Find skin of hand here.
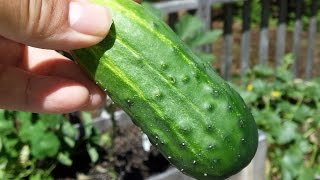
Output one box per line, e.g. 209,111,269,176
0,0,113,113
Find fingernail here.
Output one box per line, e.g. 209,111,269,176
69,1,112,37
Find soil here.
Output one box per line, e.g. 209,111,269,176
52,123,170,180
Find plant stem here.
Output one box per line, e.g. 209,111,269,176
105,98,118,149
309,144,318,167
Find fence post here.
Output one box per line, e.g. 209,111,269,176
197,0,212,53
275,0,288,66
241,0,252,77
222,3,234,80
167,13,179,30
259,0,270,65
292,0,303,77
305,0,318,79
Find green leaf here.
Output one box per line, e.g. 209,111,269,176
2,137,19,157
275,67,294,82
82,112,93,139
313,112,320,128
87,145,99,163
253,109,281,128
287,91,304,102
195,52,215,64
297,138,312,154
57,152,73,166
253,64,274,77
304,82,320,99
16,111,33,124
315,165,320,177
251,79,270,94
0,158,8,170
3,110,16,121
19,120,46,142
0,119,15,136
239,90,259,104
62,121,77,138
30,132,60,159
38,114,64,129
63,136,75,148
276,121,298,145
293,105,314,123
277,102,296,115
0,109,5,119
29,172,53,180
280,144,304,179
297,167,316,180
175,14,204,41
292,79,307,91
29,174,42,180
190,30,222,47
98,132,112,148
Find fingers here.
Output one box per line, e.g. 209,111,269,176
0,64,90,113
0,36,23,66
0,0,109,112
21,47,105,110
0,0,112,50
0,46,105,113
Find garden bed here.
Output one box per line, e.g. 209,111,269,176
51,110,266,180
52,119,170,180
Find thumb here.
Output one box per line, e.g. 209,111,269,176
0,0,112,50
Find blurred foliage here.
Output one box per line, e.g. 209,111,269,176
142,2,221,63
174,14,221,63
2,1,320,179
0,111,106,179
233,55,320,180
221,0,320,30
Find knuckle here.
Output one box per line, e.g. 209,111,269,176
24,0,68,41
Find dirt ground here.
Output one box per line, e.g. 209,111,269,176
52,124,170,180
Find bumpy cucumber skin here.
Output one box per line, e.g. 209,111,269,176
71,0,258,179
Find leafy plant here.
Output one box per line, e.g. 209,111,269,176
174,14,222,63
0,111,103,179
142,3,221,63
233,55,320,180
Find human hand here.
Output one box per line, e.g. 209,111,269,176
0,0,112,113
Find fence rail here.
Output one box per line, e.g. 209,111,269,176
152,0,319,80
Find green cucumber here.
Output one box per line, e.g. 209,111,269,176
71,0,258,179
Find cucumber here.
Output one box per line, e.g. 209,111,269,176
70,0,258,179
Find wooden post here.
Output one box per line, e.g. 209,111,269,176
168,13,179,30
197,0,213,53
305,0,318,79
240,0,252,77
222,3,234,80
275,0,288,66
259,0,270,65
292,0,303,77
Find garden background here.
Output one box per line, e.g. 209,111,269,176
0,0,319,180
